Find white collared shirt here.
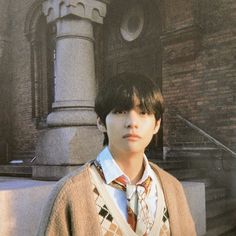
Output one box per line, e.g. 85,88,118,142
96,147,158,220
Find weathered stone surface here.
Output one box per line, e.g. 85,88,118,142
0,177,55,236
52,17,96,111
34,126,103,179
35,126,103,165
182,181,206,236
33,165,80,180
46,109,97,126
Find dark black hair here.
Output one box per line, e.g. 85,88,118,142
95,72,165,145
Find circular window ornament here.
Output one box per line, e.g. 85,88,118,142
120,4,144,42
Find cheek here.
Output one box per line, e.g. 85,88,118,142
105,117,114,131
105,116,120,136
145,120,158,133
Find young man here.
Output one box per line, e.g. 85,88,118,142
37,73,196,236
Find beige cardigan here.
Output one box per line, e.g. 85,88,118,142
37,162,196,236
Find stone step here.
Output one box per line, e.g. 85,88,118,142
206,208,236,230
164,147,220,160
168,168,202,180
0,165,32,177
150,159,188,170
206,198,236,219
206,187,227,202
221,227,236,236
189,178,214,188
11,151,35,163
205,224,236,236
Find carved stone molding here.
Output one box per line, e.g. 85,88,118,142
24,0,44,41
43,0,107,24
161,25,202,64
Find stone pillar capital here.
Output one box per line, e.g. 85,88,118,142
43,0,107,24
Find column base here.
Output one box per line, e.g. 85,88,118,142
33,126,103,179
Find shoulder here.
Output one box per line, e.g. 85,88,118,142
149,161,183,190
149,161,179,182
47,162,93,209
54,161,92,191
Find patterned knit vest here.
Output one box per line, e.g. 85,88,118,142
89,164,171,236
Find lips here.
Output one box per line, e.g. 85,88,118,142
122,133,141,140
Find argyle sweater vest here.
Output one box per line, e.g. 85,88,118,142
37,162,196,236
90,165,171,236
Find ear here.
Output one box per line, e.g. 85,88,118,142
97,117,107,133
153,118,161,134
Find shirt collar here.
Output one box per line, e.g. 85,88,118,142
96,146,154,185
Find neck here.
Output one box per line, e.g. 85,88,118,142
109,147,145,184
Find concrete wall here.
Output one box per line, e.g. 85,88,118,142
0,177,55,236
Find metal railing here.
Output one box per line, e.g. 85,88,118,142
176,114,236,158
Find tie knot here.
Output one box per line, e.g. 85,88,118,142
93,161,152,195
137,176,152,194
136,185,145,195
112,176,152,196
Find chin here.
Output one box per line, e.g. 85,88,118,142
123,145,145,154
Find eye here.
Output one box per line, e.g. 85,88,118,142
138,109,150,115
140,111,147,115
112,110,127,114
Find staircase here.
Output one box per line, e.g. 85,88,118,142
1,147,236,235
149,148,236,236
0,164,32,177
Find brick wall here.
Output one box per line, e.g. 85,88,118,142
8,0,40,158
1,0,235,160
0,1,11,162
162,0,236,152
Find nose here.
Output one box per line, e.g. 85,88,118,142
125,110,139,129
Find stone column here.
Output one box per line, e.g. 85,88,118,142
33,0,107,180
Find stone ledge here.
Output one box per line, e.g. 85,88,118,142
182,181,206,236
0,178,55,236
0,178,205,236
0,165,32,177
